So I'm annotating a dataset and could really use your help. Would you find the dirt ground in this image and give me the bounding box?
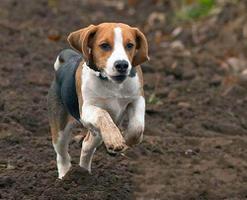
[1,0,247,199]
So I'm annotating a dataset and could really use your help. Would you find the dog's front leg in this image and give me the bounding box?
[79,130,102,173]
[124,96,145,147]
[81,105,127,154]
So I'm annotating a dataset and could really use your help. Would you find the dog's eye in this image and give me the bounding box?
[99,43,111,51]
[126,43,134,50]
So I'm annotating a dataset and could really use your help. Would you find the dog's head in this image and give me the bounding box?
[68,23,149,83]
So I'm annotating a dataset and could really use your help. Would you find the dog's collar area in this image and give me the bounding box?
[95,71,109,81]
[129,67,136,78]
[86,61,109,81]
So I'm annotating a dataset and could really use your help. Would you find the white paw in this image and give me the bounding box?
[57,154,71,179]
[79,151,94,174]
[79,162,91,174]
[58,162,71,179]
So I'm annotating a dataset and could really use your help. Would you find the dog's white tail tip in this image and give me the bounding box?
[54,56,61,71]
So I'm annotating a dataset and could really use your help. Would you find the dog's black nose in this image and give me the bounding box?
[114,60,129,74]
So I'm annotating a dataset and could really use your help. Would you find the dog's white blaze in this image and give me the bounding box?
[105,27,131,76]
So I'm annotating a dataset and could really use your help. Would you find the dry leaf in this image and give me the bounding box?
[127,0,139,7]
[147,12,166,27]
[47,30,61,42]
[170,40,185,50]
[154,31,163,45]
[172,27,183,37]
[227,57,246,74]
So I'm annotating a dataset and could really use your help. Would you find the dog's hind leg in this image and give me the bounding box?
[48,81,75,179]
[53,121,77,179]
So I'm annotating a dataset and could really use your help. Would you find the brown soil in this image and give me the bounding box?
[1,0,247,199]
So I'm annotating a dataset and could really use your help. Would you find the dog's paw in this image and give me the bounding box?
[58,162,71,179]
[101,124,128,154]
[105,138,128,155]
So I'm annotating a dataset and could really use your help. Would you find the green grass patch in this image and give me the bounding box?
[176,0,215,21]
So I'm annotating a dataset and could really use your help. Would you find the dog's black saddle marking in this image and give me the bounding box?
[55,49,82,121]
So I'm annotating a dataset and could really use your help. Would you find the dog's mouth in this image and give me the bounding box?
[110,75,127,83]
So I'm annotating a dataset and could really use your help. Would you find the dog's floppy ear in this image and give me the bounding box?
[132,28,149,66]
[67,25,97,62]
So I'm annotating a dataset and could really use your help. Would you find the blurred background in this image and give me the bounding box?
[1,0,247,199]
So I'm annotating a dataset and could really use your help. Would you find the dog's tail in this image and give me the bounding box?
[54,49,81,71]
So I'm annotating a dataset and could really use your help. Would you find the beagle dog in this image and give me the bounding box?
[48,23,149,179]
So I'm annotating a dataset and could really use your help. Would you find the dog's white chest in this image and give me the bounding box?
[82,65,140,122]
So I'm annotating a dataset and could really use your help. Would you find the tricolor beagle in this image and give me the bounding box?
[48,23,149,179]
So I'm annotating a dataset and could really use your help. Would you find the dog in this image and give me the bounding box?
[48,23,149,179]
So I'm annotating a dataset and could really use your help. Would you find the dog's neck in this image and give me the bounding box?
[85,61,109,81]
